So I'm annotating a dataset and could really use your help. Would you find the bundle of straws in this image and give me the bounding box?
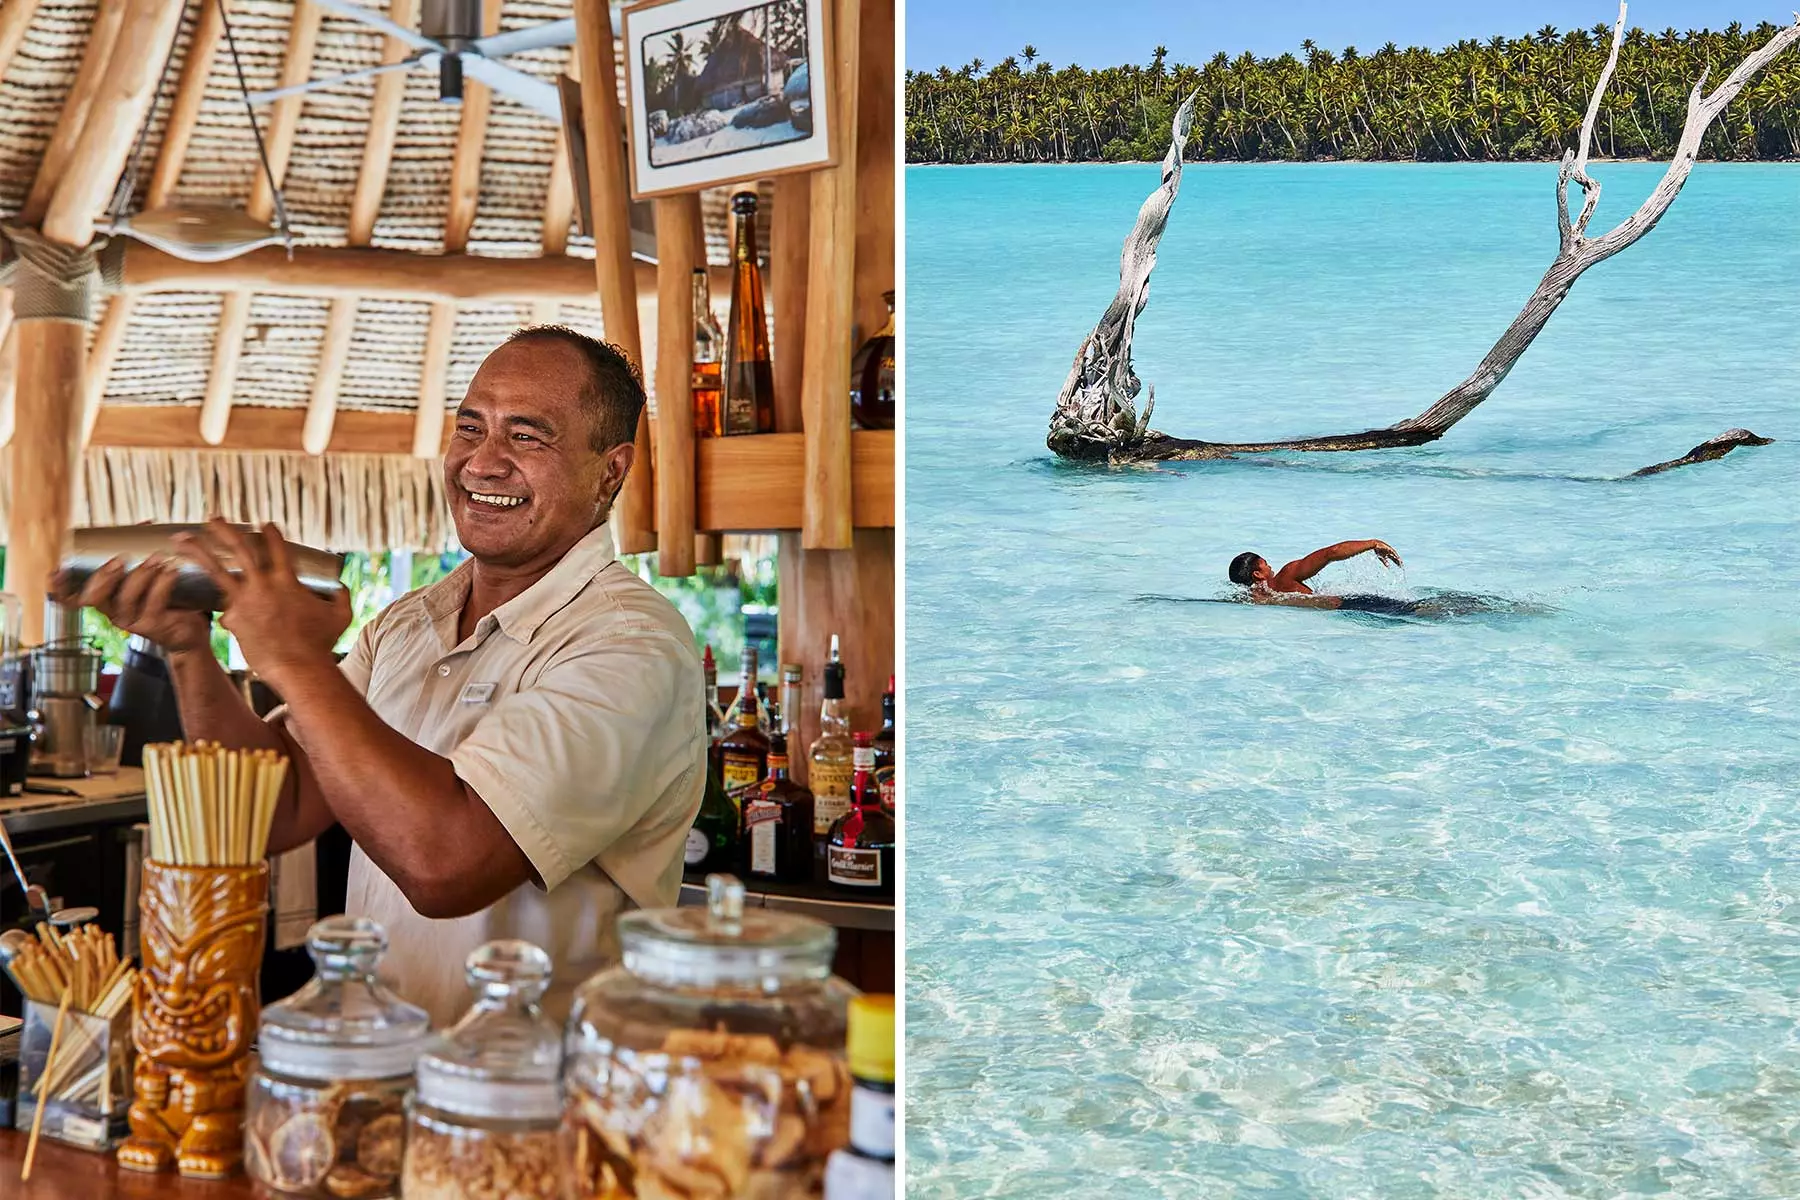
[142,740,290,866]
[4,923,138,1179]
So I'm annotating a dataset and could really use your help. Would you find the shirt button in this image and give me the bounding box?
[438,665,451,677]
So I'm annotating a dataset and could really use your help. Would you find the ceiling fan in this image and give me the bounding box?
[247,0,611,121]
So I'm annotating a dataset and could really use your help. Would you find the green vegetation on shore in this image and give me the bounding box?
[905,23,1800,163]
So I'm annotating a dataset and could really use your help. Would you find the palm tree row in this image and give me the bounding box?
[905,23,1800,162]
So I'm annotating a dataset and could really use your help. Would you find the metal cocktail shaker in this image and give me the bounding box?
[57,524,346,612]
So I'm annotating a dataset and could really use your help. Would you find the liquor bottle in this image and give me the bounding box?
[870,675,895,811]
[723,190,775,435]
[685,764,740,877]
[849,290,895,430]
[692,267,725,439]
[743,731,813,884]
[702,645,728,743]
[719,646,770,804]
[779,662,803,739]
[824,995,896,1199]
[808,638,852,883]
[826,733,895,897]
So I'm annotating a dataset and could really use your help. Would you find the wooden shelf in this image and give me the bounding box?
[685,430,893,532]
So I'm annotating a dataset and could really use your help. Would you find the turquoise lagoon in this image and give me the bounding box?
[904,163,1800,1198]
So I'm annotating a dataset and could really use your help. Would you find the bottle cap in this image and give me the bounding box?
[846,994,894,1082]
[853,731,873,746]
[731,190,758,214]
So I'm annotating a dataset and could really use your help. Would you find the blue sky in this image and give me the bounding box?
[904,1,1799,72]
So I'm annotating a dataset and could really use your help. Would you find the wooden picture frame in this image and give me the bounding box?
[620,0,834,199]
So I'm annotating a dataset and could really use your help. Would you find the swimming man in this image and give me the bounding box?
[1228,540,1403,609]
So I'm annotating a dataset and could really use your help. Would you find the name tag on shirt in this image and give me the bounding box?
[460,682,497,705]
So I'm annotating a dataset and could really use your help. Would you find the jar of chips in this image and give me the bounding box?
[400,940,566,1200]
[561,875,857,1199]
[245,916,432,1199]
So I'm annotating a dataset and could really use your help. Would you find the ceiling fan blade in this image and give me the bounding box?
[310,0,444,53]
[473,18,577,59]
[457,54,563,120]
[245,56,421,106]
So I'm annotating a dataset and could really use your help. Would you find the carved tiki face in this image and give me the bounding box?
[135,861,268,1070]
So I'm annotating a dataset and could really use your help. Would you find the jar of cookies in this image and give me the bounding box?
[246,916,432,1199]
[400,940,565,1200]
[561,874,857,1199]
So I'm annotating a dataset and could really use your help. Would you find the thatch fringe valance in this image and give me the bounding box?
[0,447,457,553]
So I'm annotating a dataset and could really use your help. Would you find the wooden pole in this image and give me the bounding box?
[572,0,654,555]
[415,0,502,462]
[853,0,896,344]
[0,0,43,86]
[201,0,324,447]
[771,177,810,435]
[690,198,720,568]
[348,0,418,246]
[310,0,417,455]
[120,243,721,302]
[83,0,235,448]
[42,0,189,247]
[797,0,861,550]
[534,48,579,325]
[20,0,128,227]
[652,194,701,577]
[304,299,358,456]
[7,322,85,644]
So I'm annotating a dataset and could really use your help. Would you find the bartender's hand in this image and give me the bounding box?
[54,555,213,654]
[174,519,351,687]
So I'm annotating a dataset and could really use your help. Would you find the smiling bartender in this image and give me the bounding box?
[58,327,706,1026]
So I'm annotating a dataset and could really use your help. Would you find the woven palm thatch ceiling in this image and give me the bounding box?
[0,0,767,550]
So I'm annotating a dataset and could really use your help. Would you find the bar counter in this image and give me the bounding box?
[1,1128,256,1199]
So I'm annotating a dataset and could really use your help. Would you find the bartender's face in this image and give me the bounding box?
[446,339,634,568]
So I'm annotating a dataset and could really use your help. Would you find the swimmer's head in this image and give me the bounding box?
[1228,552,1271,587]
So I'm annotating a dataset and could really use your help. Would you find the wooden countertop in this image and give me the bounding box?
[0,1128,257,1199]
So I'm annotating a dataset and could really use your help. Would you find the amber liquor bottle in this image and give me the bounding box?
[744,732,814,884]
[826,733,895,898]
[723,190,776,435]
[692,267,725,438]
[808,642,853,883]
[719,646,770,805]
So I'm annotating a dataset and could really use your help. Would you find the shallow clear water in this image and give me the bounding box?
[904,163,1800,1198]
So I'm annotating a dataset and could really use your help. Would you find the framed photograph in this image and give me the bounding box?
[622,0,833,199]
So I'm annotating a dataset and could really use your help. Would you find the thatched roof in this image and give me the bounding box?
[0,0,777,550]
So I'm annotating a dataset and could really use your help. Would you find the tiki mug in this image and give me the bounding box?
[118,859,269,1178]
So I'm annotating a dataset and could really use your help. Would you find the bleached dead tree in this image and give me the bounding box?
[1048,4,1795,468]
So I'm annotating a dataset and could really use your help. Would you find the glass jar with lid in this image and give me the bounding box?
[561,875,857,1199]
[401,940,565,1200]
[246,915,431,1200]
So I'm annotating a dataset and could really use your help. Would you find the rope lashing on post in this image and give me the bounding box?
[0,225,126,324]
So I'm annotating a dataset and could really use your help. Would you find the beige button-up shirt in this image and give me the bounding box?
[329,524,704,1026]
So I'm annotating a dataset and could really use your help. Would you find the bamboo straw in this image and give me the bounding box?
[139,740,289,868]
[21,984,72,1181]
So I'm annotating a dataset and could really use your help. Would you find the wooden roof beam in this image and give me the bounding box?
[20,0,128,227]
[85,0,236,448]
[120,243,720,302]
[313,0,418,455]
[415,0,503,460]
[201,0,325,447]
[42,0,188,248]
[573,0,652,554]
[0,1,43,86]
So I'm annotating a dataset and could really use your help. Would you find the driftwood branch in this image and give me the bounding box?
[1050,4,1799,469]
[1627,428,1772,476]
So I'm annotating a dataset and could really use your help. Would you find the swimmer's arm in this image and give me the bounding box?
[1274,540,1401,586]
